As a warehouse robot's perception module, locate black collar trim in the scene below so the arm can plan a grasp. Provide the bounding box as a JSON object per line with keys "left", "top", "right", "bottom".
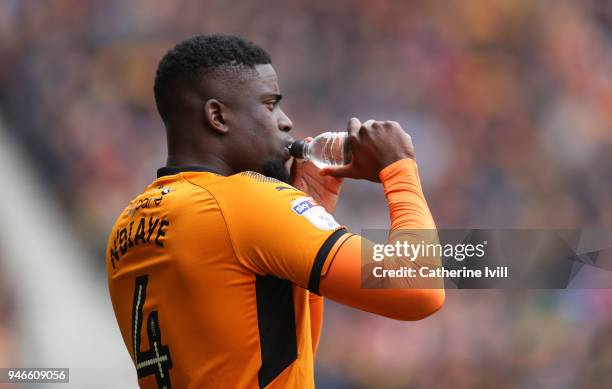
{"left": 157, "top": 165, "right": 223, "bottom": 178}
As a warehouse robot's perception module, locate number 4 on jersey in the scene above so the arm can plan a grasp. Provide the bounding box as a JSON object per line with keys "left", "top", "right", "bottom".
{"left": 132, "top": 275, "right": 173, "bottom": 389}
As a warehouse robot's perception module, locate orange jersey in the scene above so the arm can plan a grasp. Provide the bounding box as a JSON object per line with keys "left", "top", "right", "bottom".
{"left": 106, "top": 166, "right": 351, "bottom": 389}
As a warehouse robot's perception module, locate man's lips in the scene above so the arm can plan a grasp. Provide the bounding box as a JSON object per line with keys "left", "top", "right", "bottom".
{"left": 282, "top": 140, "right": 294, "bottom": 161}
{"left": 283, "top": 146, "right": 291, "bottom": 161}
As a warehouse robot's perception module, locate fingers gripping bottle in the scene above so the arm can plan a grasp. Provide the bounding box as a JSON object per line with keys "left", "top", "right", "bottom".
{"left": 289, "top": 132, "right": 352, "bottom": 169}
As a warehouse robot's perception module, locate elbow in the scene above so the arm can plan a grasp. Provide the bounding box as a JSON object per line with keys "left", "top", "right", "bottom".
{"left": 418, "top": 288, "right": 445, "bottom": 319}
{"left": 392, "top": 288, "right": 445, "bottom": 321}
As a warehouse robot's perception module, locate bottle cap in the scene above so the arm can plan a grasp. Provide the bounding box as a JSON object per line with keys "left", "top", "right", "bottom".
{"left": 289, "top": 140, "right": 306, "bottom": 159}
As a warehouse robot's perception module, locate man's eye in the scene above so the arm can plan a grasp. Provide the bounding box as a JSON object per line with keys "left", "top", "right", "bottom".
{"left": 266, "top": 101, "right": 278, "bottom": 110}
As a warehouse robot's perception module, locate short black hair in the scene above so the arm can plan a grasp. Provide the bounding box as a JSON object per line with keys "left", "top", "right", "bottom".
{"left": 154, "top": 34, "right": 271, "bottom": 123}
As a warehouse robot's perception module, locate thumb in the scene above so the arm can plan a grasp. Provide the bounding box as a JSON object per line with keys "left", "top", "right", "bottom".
{"left": 319, "top": 164, "right": 352, "bottom": 178}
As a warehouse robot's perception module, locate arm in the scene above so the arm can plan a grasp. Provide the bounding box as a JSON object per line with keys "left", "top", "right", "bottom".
{"left": 319, "top": 159, "right": 444, "bottom": 321}
{"left": 227, "top": 119, "right": 443, "bottom": 322}
{"left": 316, "top": 119, "right": 444, "bottom": 321}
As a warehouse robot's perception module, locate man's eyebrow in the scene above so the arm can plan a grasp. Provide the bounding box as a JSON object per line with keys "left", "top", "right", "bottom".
{"left": 263, "top": 93, "right": 283, "bottom": 102}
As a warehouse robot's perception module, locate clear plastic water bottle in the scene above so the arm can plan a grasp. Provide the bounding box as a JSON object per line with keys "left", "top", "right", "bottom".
{"left": 289, "top": 132, "right": 351, "bottom": 169}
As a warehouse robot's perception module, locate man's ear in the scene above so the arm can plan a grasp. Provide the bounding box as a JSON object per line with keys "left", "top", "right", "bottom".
{"left": 204, "top": 99, "right": 229, "bottom": 134}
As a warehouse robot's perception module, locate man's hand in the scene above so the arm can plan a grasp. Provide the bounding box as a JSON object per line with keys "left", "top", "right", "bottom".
{"left": 319, "top": 118, "right": 415, "bottom": 182}
{"left": 291, "top": 140, "right": 343, "bottom": 214}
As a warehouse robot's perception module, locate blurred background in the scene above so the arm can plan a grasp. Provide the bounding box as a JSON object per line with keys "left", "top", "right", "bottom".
{"left": 0, "top": 0, "right": 611, "bottom": 387}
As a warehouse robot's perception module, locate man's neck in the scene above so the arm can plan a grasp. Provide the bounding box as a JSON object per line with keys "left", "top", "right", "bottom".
{"left": 166, "top": 154, "right": 235, "bottom": 176}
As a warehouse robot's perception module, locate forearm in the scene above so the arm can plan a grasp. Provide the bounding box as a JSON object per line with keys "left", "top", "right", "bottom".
{"left": 379, "top": 159, "right": 442, "bottom": 289}
{"left": 379, "top": 158, "right": 435, "bottom": 230}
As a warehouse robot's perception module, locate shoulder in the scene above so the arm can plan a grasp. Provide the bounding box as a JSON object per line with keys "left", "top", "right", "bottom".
{"left": 185, "top": 171, "right": 330, "bottom": 227}
{"left": 185, "top": 171, "right": 306, "bottom": 203}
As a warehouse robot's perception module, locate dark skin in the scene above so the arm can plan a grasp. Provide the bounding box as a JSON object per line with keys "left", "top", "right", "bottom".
{"left": 166, "top": 64, "right": 294, "bottom": 180}
{"left": 165, "top": 64, "right": 415, "bottom": 212}
{"left": 165, "top": 63, "right": 343, "bottom": 211}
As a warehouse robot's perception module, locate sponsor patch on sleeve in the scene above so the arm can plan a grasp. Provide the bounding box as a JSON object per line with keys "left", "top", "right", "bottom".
{"left": 291, "top": 197, "right": 341, "bottom": 230}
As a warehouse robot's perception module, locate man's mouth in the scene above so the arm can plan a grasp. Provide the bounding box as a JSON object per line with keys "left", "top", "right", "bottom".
{"left": 282, "top": 140, "right": 294, "bottom": 161}
{"left": 282, "top": 146, "right": 291, "bottom": 161}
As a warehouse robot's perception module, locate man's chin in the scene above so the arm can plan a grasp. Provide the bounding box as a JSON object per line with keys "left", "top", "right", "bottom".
{"left": 261, "top": 158, "right": 291, "bottom": 183}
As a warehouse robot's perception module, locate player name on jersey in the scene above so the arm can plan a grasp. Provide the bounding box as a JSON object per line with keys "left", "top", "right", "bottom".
{"left": 108, "top": 216, "right": 170, "bottom": 269}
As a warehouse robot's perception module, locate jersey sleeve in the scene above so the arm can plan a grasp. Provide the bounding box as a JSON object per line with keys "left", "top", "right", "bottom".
{"left": 215, "top": 172, "right": 351, "bottom": 291}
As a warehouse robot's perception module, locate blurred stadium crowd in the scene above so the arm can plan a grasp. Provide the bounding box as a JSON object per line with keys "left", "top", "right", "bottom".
{"left": 0, "top": 0, "right": 611, "bottom": 387}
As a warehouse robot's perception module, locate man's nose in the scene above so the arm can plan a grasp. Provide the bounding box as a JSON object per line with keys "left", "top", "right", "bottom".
{"left": 278, "top": 109, "right": 293, "bottom": 132}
